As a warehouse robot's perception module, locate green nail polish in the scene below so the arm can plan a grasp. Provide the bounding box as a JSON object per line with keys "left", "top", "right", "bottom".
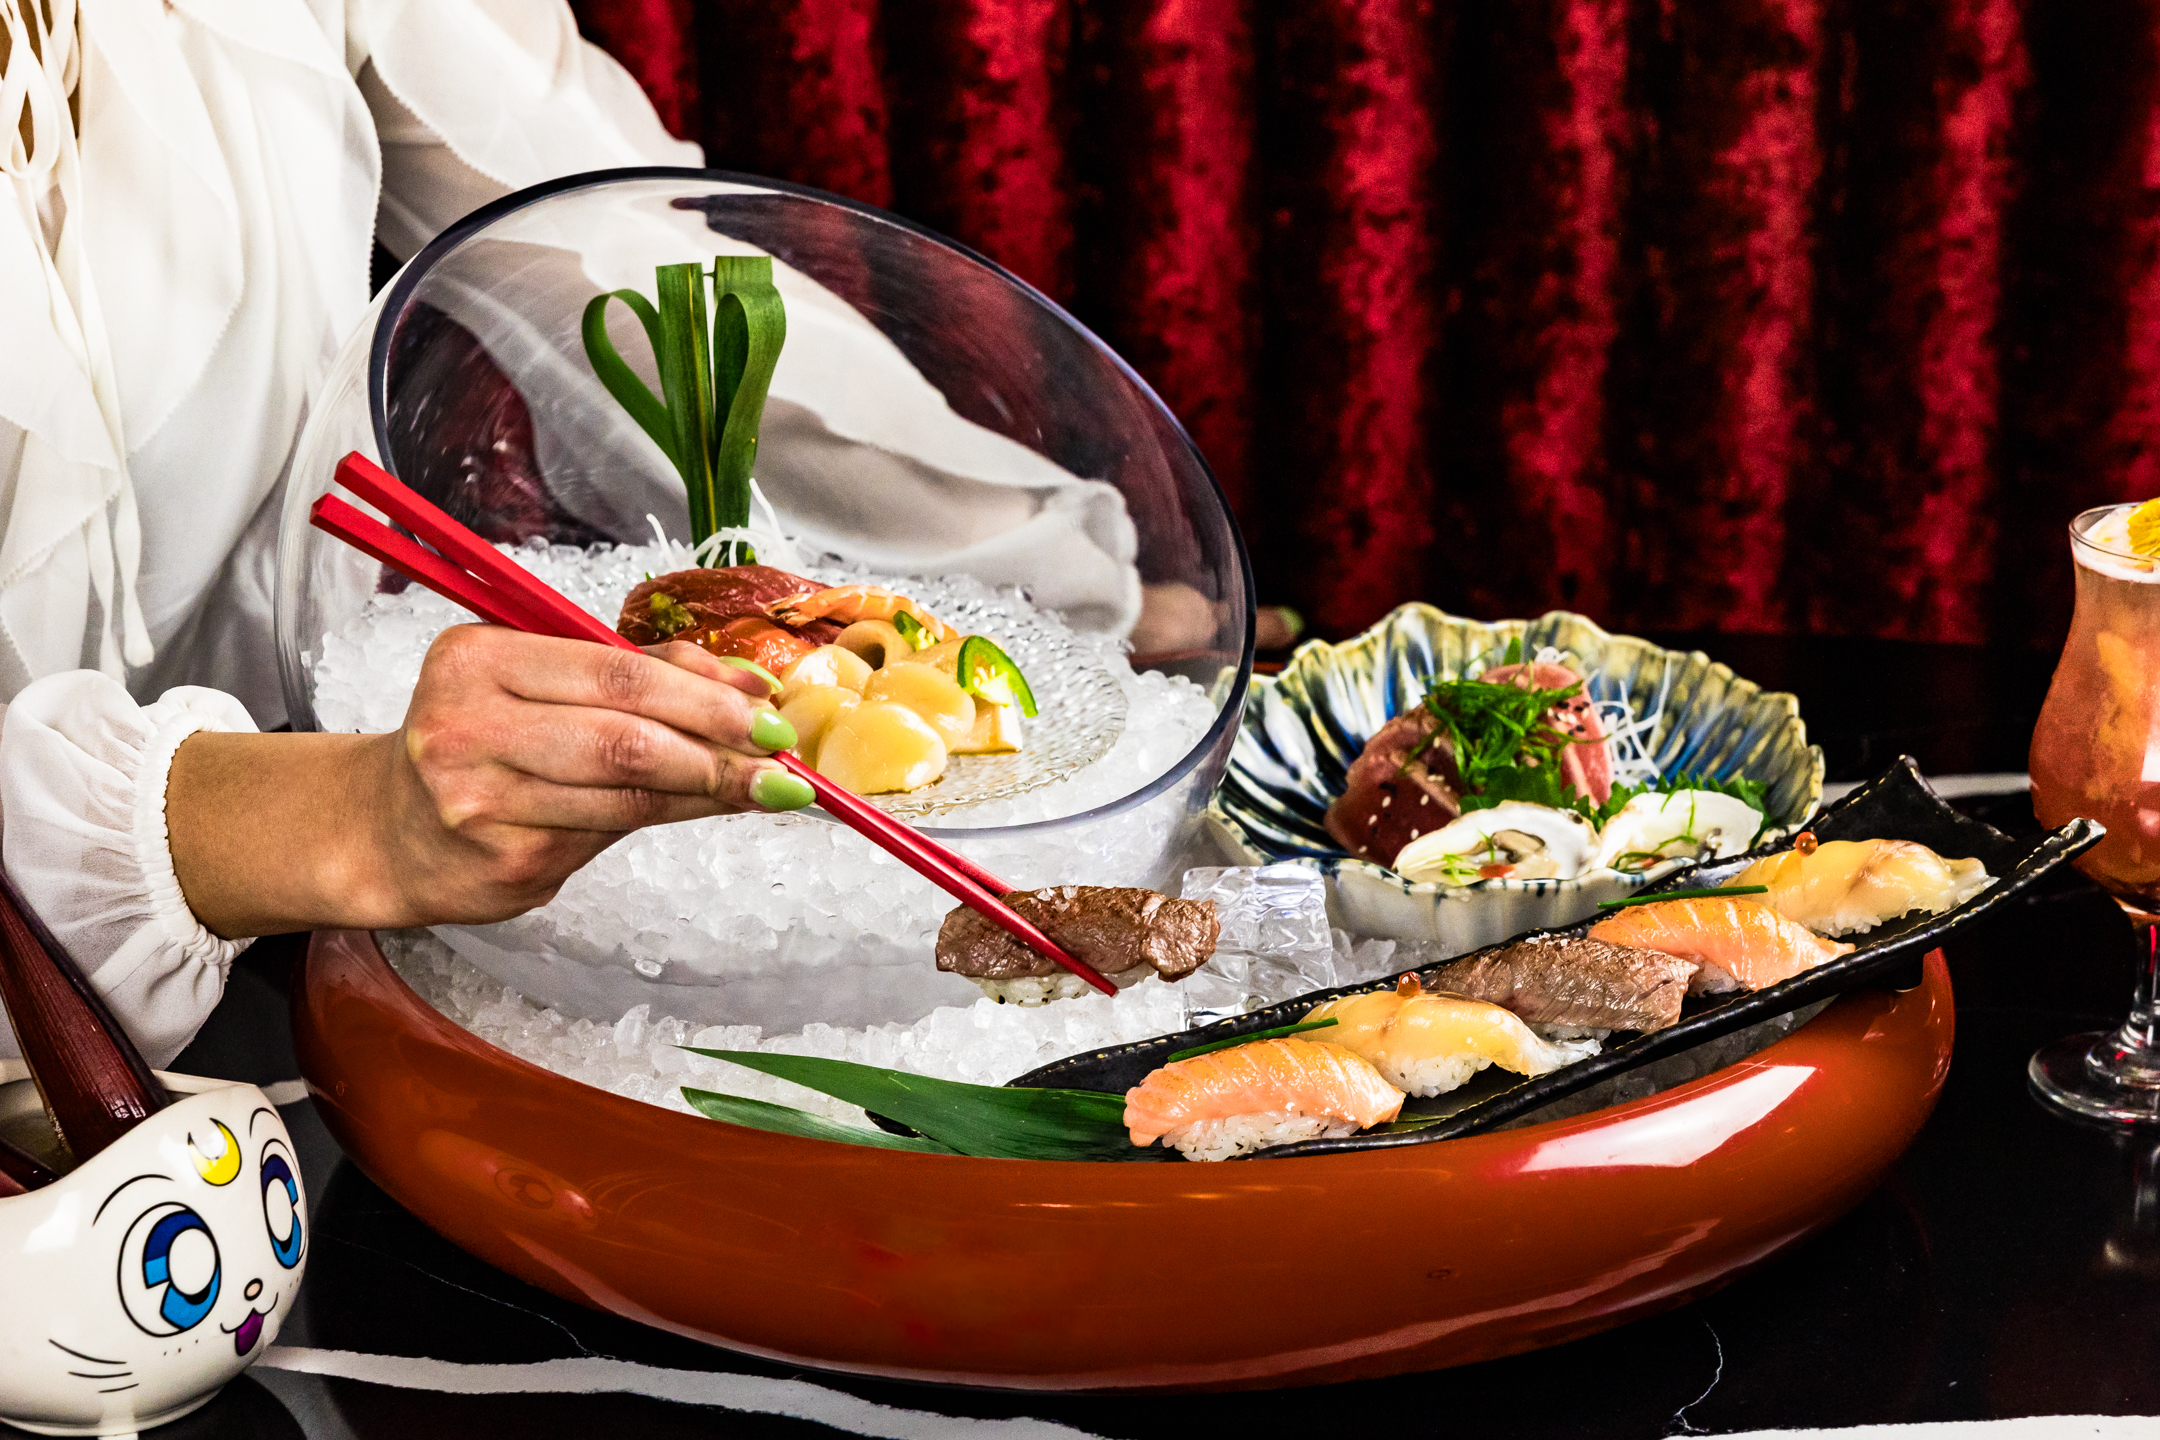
{"left": 751, "top": 768, "right": 815, "bottom": 811}
{"left": 750, "top": 708, "right": 798, "bottom": 752}
{"left": 718, "top": 655, "right": 782, "bottom": 694}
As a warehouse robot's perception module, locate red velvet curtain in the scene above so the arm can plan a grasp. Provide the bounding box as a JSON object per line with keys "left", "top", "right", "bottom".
{"left": 570, "top": 0, "right": 2160, "bottom": 651}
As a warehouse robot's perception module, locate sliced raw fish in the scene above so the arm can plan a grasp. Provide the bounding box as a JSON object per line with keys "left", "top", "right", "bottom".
{"left": 1303, "top": 975, "right": 1598, "bottom": 1096}
{"left": 616, "top": 565, "right": 843, "bottom": 647}
{"left": 1323, "top": 710, "right": 1462, "bottom": 864}
{"left": 1429, "top": 935, "right": 1700, "bottom": 1032}
{"left": 1477, "top": 659, "right": 1612, "bottom": 805}
{"left": 1588, "top": 896, "right": 1854, "bottom": 994}
{"left": 1725, "top": 838, "right": 1993, "bottom": 937}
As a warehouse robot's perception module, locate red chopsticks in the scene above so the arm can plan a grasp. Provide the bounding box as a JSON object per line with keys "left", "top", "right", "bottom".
{"left": 314, "top": 452, "right": 1115, "bottom": 996}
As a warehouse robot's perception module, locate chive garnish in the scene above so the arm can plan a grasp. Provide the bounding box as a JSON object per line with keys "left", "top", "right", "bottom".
{"left": 1596, "top": 884, "right": 1769, "bottom": 910}
{"left": 1167, "top": 1017, "right": 1338, "bottom": 1063}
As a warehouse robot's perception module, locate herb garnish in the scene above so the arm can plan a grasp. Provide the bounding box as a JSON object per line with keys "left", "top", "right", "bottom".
{"left": 583, "top": 256, "right": 786, "bottom": 561}
{"left": 1596, "top": 884, "right": 1768, "bottom": 910}
{"left": 647, "top": 591, "right": 697, "bottom": 638}
{"left": 1167, "top": 1017, "right": 1338, "bottom": 1063}
{"left": 1593, "top": 771, "right": 1770, "bottom": 829}
{"left": 1413, "top": 672, "right": 1590, "bottom": 817}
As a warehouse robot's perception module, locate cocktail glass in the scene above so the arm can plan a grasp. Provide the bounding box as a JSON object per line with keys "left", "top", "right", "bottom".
{"left": 2030, "top": 503, "right": 2160, "bottom": 1124}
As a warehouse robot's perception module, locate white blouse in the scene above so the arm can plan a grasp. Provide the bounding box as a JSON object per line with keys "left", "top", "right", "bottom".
{"left": 0, "top": 0, "right": 699, "bottom": 1064}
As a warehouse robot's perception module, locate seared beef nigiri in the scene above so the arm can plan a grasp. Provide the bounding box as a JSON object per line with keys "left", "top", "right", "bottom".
{"left": 1426, "top": 934, "right": 1700, "bottom": 1033}
{"left": 936, "top": 886, "right": 1219, "bottom": 1004}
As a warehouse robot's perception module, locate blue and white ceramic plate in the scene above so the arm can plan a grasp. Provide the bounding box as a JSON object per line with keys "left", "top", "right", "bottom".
{"left": 1203, "top": 605, "right": 1825, "bottom": 949}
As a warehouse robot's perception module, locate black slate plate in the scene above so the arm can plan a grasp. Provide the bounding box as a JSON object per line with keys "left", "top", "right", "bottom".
{"left": 1010, "top": 759, "right": 2100, "bottom": 1159}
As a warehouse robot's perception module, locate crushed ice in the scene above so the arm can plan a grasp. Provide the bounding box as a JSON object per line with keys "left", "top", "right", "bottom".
{"left": 312, "top": 538, "right": 1222, "bottom": 1030}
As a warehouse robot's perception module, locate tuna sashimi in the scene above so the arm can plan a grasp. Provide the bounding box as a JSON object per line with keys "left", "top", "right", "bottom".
{"left": 616, "top": 564, "right": 844, "bottom": 648}
{"left": 1588, "top": 896, "right": 1854, "bottom": 994}
{"left": 1323, "top": 710, "right": 1463, "bottom": 864}
{"left": 1429, "top": 935, "right": 1700, "bottom": 1033}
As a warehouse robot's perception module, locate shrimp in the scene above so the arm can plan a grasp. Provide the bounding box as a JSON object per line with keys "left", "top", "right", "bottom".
{"left": 767, "top": 585, "right": 957, "bottom": 642}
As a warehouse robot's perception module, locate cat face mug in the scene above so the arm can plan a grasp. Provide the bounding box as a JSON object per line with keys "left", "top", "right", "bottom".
{"left": 0, "top": 1073, "right": 307, "bottom": 1435}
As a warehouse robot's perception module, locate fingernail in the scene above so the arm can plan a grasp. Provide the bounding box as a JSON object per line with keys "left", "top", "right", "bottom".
{"left": 750, "top": 708, "right": 798, "bottom": 752}
{"left": 751, "top": 768, "right": 815, "bottom": 812}
{"left": 718, "top": 655, "right": 782, "bottom": 694}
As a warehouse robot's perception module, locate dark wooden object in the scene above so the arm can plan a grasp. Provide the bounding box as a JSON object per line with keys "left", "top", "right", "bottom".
{"left": 0, "top": 869, "right": 168, "bottom": 1168}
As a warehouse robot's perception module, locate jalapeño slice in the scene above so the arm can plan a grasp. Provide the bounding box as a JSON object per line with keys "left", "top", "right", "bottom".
{"left": 893, "top": 611, "right": 932, "bottom": 649}
{"left": 957, "top": 635, "right": 1038, "bottom": 717}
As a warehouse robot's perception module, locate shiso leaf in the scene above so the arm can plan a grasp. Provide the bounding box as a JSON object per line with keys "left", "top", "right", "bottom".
{"left": 680, "top": 1087, "right": 954, "bottom": 1154}
{"left": 683, "top": 1050, "right": 1135, "bottom": 1161}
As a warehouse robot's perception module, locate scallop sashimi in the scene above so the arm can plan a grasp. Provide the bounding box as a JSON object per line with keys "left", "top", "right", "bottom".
{"left": 1303, "top": 974, "right": 1600, "bottom": 1097}
{"left": 1123, "top": 1037, "right": 1405, "bottom": 1162}
{"left": 1724, "top": 838, "right": 1993, "bottom": 937}
{"left": 1588, "top": 896, "right": 1854, "bottom": 994}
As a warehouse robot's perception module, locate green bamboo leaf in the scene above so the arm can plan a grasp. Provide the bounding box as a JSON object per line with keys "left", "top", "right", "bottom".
{"left": 709, "top": 256, "right": 786, "bottom": 552}
{"left": 680, "top": 1087, "right": 955, "bottom": 1154}
{"left": 683, "top": 1049, "right": 1137, "bottom": 1161}
{"left": 579, "top": 290, "right": 677, "bottom": 469}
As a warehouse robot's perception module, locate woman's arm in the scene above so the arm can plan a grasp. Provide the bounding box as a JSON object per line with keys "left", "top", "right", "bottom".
{"left": 166, "top": 627, "right": 809, "bottom": 938}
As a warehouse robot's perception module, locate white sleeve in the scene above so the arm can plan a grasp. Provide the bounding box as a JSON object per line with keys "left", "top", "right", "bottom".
{"left": 0, "top": 673, "right": 256, "bottom": 1069}
{"left": 354, "top": 0, "right": 704, "bottom": 260}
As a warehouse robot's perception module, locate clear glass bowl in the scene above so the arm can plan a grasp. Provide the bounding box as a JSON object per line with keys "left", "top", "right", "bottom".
{"left": 277, "top": 170, "right": 1254, "bottom": 1029}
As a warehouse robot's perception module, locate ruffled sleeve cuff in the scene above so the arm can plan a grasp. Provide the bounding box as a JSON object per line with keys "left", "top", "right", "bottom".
{"left": 0, "top": 673, "right": 258, "bottom": 1067}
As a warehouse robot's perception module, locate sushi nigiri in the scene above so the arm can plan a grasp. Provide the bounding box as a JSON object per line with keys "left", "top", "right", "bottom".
{"left": 1429, "top": 935, "right": 1701, "bottom": 1034}
{"left": 1303, "top": 974, "right": 1600, "bottom": 1096}
{"left": 1123, "top": 1037, "right": 1404, "bottom": 1162}
{"left": 1588, "top": 895, "right": 1854, "bottom": 994}
{"left": 1723, "top": 837, "right": 1993, "bottom": 937}
{"left": 936, "top": 886, "right": 1220, "bottom": 1003}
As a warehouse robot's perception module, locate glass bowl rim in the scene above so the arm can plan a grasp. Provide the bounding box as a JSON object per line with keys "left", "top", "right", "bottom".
{"left": 363, "top": 165, "right": 1256, "bottom": 838}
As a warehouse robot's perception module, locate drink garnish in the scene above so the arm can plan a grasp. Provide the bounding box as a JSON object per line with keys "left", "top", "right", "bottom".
{"left": 2128, "top": 497, "right": 2160, "bottom": 557}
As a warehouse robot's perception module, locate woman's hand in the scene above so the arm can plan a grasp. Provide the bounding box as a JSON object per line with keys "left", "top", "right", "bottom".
{"left": 166, "top": 626, "right": 816, "bottom": 938}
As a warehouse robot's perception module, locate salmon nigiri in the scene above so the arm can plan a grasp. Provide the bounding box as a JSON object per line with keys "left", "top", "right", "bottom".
{"left": 1588, "top": 896, "right": 1854, "bottom": 994}
{"left": 1124, "top": 1037, "right": 1405, "bottom": 1162}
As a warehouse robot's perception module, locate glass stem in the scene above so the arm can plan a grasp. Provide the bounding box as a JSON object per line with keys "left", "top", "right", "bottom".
{"left": 2124, "top": 922, "right": 2160, "bottom": 1056}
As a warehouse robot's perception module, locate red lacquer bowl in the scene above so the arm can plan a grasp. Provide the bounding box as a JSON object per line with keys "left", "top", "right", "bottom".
{"left": 294, "top": 930, "right": 1954, "bottom": 1392}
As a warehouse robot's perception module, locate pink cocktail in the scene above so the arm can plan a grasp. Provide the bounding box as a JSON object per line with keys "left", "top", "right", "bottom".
{"left": 2031, "top": 503, "right": 2160, "bottom": 1123}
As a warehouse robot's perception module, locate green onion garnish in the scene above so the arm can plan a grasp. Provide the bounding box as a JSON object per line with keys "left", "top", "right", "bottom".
{"left": 583, "top": 256, "right": 786, "bottom": 557}
{"left": 1596, "top": 884, "right": 1768, "bottom": 910}
{"left": 1167, "top": 1017, "right": 1338, "bottom": 1063}
{"left": 958, "top": 634, "right": 1038, "bottom": 717}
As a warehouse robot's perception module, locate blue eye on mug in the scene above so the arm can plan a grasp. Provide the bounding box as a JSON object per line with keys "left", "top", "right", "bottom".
{"left": 260, "top": 1148, "right": 303, "bottom": 1269}
{"left": 119, "top": 1203, "right": 220, "bottom": 1335}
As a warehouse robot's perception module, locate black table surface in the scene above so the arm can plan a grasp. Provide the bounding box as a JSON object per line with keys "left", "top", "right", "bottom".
{"left": 44, "top": 635, "right": 2160, "bottom": 1439}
